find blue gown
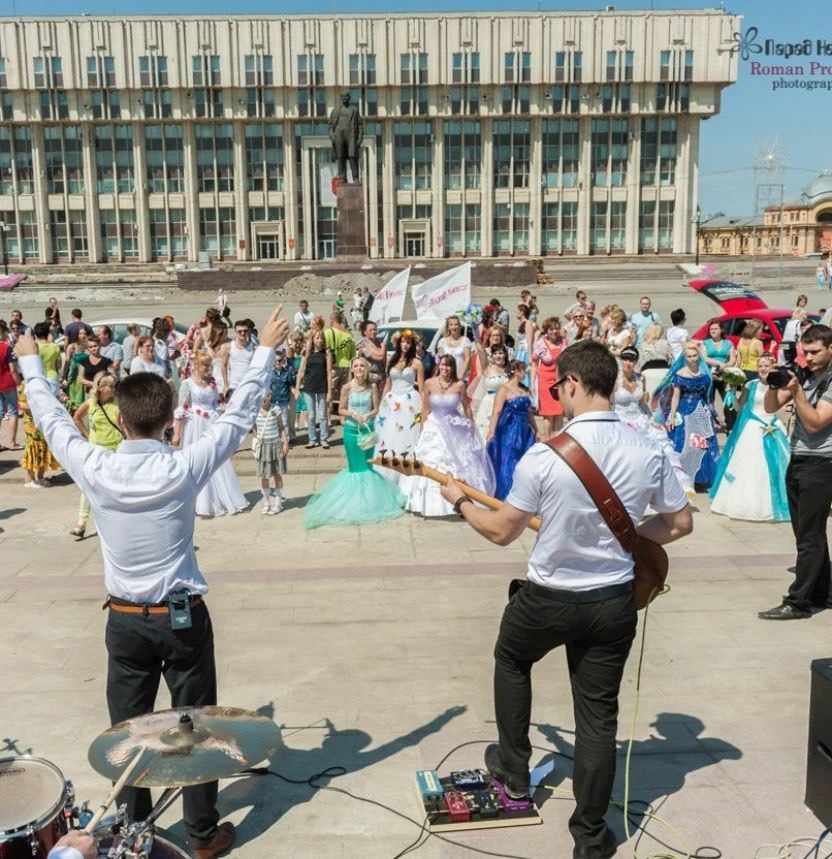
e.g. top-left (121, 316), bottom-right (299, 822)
top-left (303, 390), bottom-right (406, 529)
top-left (667, 373), bottom-right (720, 489)
top-left (487, 395), bottom-right (536, 500)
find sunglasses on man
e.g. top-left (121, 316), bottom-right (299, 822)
top-left (549, 375), bottom-right (572, 401)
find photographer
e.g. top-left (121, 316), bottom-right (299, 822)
top-left (760, 324), bottom-right (832, 620)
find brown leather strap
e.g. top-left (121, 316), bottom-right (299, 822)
top-left (103, 595), bottom-right (203, 615)
top-left (546, 433), bottom-right (638, 554)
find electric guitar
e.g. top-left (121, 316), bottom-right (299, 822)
top-left (372, 452), bottom-right (668, 610)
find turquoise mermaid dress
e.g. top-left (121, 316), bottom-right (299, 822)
top-left (303, 389), bottom-right (406, 529)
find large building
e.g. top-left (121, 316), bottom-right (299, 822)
top-left (698, 171), bottom-right (832, 258)
top-left (0, 10), bottom-right (739, 266)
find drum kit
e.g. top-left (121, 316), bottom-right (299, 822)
top-left (0, 706), bottom-right (282, 859)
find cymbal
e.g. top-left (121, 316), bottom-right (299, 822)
top-left (88, 706), bottom-right (282, 787)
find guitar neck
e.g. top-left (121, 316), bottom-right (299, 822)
top-left (374, 457), bottom-right (541, 532)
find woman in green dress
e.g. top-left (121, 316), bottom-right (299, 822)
top-left (303, 357), bottom-right (405, 529)
top-left (63, 328), bottom-right (90, 410)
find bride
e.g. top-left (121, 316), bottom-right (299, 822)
top-left (402, 354), bottom-right (495, 517)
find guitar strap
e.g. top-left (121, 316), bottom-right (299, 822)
top-left (545, 433), bottom-right (638, 555)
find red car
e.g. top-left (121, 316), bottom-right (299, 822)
top-left (688, 279), bottom-right (816, 358)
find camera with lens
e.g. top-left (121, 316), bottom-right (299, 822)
top-left (767, 343), bottom-right (810, 389)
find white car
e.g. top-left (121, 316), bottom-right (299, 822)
top-left (375, 319), bottom-right (476, 354)
top-left (55, 318), bottom-right (188, 347)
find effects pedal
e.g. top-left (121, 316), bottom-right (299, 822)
top-left (444, 791), bottom-right (470, 823)
top-left (450, 769), bottom-right (488, 791)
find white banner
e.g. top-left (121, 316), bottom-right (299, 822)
top-left (411, 262), bottom-right (472, 320)
top-left (369, 267), bottom-right (410, 325)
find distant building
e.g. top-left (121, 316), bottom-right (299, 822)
top-left (0, 10), bottom-right (738, 266)
top-left (698, 172), bottom-right (832, 258)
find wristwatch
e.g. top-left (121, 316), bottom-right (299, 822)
top-left (453, 496), bottom-right (473, 518)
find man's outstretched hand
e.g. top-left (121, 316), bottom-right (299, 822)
top-left (260, 304), bottom-right (290, 352)
top-left (13, 329), bottom-right (38, 360)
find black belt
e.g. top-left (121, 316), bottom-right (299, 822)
top-left (525, 580), bottom-right (633, 604)
top-left (103, 595), bottom-right (204, 615)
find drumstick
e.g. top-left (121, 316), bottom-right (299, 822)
top-left (83, 747), bottom-right (146, 833)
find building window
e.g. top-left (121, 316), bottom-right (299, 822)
top-left (542, 119), bottom-right (579, 188)
top-left (443, 120), bottom-right (480, 190)
top-left (195, 124), bottom-right (234, 193)
top-left (659, 50), bottom-right (671, 81)
top-left (610, 201), bottom-right (626, 250)
top-left (297, 54), bottom-right (326, 118)
top-left (656, 82), bottom-right (689, 112)
top-left (562, 202), bottom-right (578, 251)
top-left (493, 119), bottom-right (530, 189)
top-left (198, 206), bottom-right (236, 258)
top-left (0, 127), bottom-right (34, 195)
top-left (139, 55), bottom-right (171, 119)
top-left (684, 50), bottom-right (694, 81)
top-left (349, 53), bottom-right (378, 117)
top-left (100, 209), bottom-right (138, 261)
top-left (34, 57), bottom-right (68, 120)
top-left (0, 210), bottom-right (18, 259)
top-left (94, 125), bottom-right (134, 193)
top-left (0, 58), bottom-right (6, 88)
top-left (554, 50), bottom-right (581, 83)
top-left (639, 200), bottom-right (656, 251)
top-left (193, 55), bottom-right (223, 118)
top-left (541, 203), bottom-right (560, 253)
top-left (445, 203), bottom-right (462, 254)
top-left (513, 202), bottom-right (530, 254)
top-left (658, 200), bottom-right (674, 250)
top-left (87, 55), bottom-right (116, 86)
top-left (659, 118), bottom-right (677, 185)
top-left (394, 120), bottom-right (432, 191)
top-left (145, 125), bottom-right (184, 193)
top-left (245, 54), bottom-right (275, 118)
top-left (591, 119), bottom-right (629, 187)
top-left (450, 51), bottom-right (479, 115)
top-left (465, 204), bottom-right (481, 255)
top-left (548, 84), bottom-right (580, 115)
top-left (400, 52), bottom-right (428, 115)
top-left (49, 210), bottom-right (68, 260)
top-left (590, 201), bottom-right (608, 252)
top-left (70, 211), bottom-right (88, 257)
top-left (43, 126), bottom-right (84, 194)
top-left (602, 84), bottom-right (630, 113)
top-left (502, 51), bottom-right (530, 114)
top-left (0, 92), bottom-right (11, 122)
top-left (494, 203), bottom-right (511, 254)
top-left (149, 207), bottom-right (186, 260)
top-left (245, 123), bottom-right (284, 192)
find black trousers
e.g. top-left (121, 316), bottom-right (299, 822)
top-left (785, 456), bottom-right (832, 612)
top-left (105, 601), bottom-right (219, 846)
top-left (493, 581), bottom-right (637, 848)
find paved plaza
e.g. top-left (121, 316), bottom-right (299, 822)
top-left (0, 433), bottom-right (828, 858)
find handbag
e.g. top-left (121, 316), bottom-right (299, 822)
top-left (546, 433), bottom-right (669, 610)
top-left (355, 421), bottom-right (378, 451)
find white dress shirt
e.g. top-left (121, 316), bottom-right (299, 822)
top-left (507, 411), bottom-right (689, 591)
top-left (20, 346), bottom-right (275, 604)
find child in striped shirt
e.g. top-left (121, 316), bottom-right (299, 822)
top-left (253, 391), bottom-right (289, 514)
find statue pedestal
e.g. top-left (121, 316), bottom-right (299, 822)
top-left (336, 184), bottom-right (367, 259)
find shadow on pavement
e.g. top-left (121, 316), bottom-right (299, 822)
top-left (533, 713), bottom-right (741, 841)
top-left (205, 702), bottom-right (467, 850)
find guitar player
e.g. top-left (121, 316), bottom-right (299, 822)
top-left (440, 340), bottom-right (693, 859)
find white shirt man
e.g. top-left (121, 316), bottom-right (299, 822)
top-left (293, 301), bottom-right (315, 333)
top-left (222, 323), bottom-right (256, 392)
top-left (439, 340), bottom-right (691, 856)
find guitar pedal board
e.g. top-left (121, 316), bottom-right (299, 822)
top-left (415, 769), bottom-right (542, 832)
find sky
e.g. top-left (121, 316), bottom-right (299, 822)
top-left (7, 0), bottom-right (831, 217)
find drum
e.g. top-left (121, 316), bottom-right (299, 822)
top-left (0, 757), bottom-right (69, 858)
top-left (96, 828), bottom-right (193, 858)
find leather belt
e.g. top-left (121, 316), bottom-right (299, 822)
top-left (103, 595), bottom-right (204, 615)
top-left (525, 580), bottom-right (633, 604)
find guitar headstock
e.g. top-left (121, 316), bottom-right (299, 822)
top-left (371, 452), bottom-right (427, 476)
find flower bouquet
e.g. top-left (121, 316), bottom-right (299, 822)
top-left (719, 367), bottom-right (747, 410)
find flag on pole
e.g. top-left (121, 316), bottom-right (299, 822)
top-left (369, 266), bottom-right (410, 325)
top-left (411, 262), bottom-right (472, 320)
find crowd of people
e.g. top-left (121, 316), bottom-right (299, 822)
top-left (0, 286), bottom-right (819, 532)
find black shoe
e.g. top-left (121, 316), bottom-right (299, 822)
top-left (484, 743), bottom-right (529, 799)
top-left (758, 603), bottom-right (811, 620)
top-left (573, 828), bottom-right (617, 859)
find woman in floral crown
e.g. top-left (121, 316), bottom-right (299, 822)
top-left (375, 329), bottom-right (425, 486)
top-left (171, 350), bottom-right (247, 516)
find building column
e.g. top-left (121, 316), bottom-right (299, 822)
top-left (183, 122), bottom-right (199, 262)
top-left (233, 121), bottom-right (249, 261)
top-left (132, 122), bottom-right (151, 263)
top-left (577, 115), bottom-right (592, 256)
top-left (382, 120), bottom-right (395, 259)
top-left (480, 116), bottom-right (494, 257)
top-left (364, 135), bottom-right (379, 259)
top-left (625, 117), bottom-right (641, 255)
top-left (433, 119), bottom-right (444, 258)
top-left (82, 126), bottom-right (101, 262)
top-left (683, 116), bottom-right (700, 255)
top-left (529, 115), bottom-right (543, 257)
top-left (283, 127), bottom-right (298, 261)
top-left (30, 126), bottom-right (51, 264)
